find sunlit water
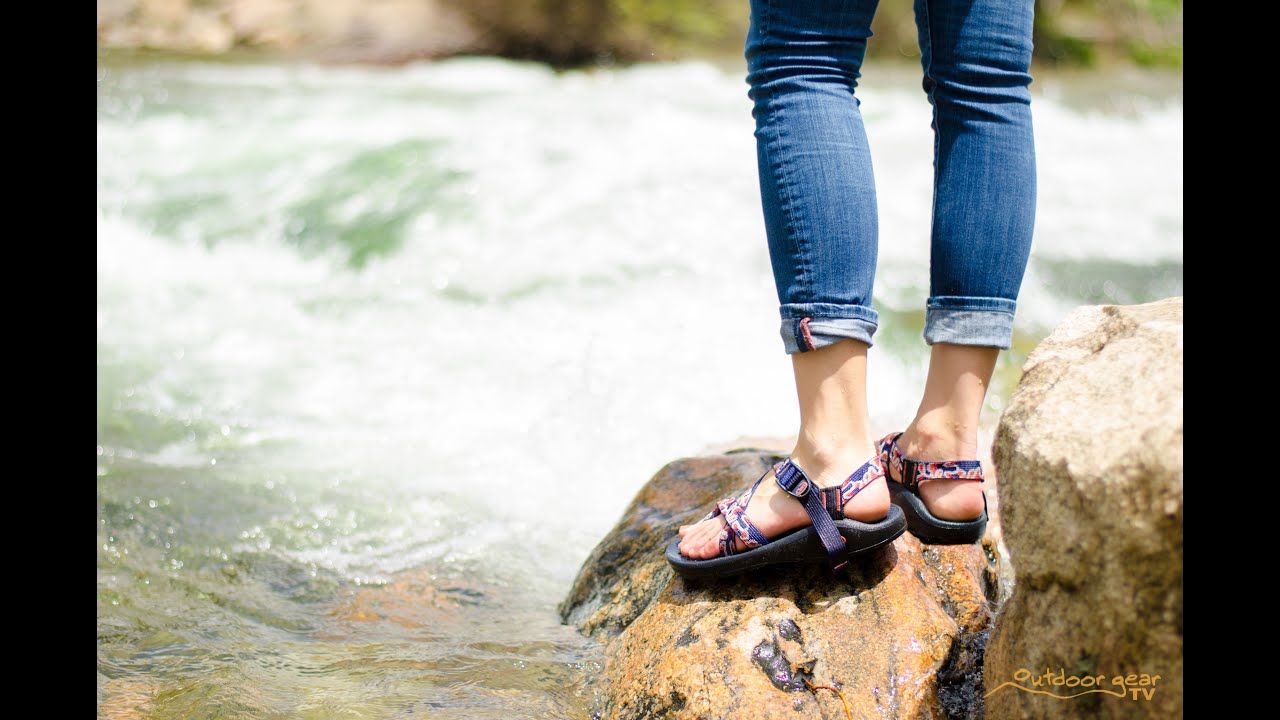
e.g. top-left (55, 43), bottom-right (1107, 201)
top-left (97, 54), bottom-right (1181, 718)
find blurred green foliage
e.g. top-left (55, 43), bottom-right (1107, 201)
top-left (593, 0), bottom-right (1183, 68)
top-left (458, 0), bottom-right (748, 64)
top-left (1031, 0), bottom-right (1183, 67)
top-left (613, 0), bottom-right (745, 57)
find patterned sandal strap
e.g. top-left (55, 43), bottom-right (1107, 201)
top-left (717, 527), bottom-right (737, 557)
top-left (838, 455), bottom-right (886, 506)
top-left (879, 432), bottom-right (984, 490)
top-left (708, 471), bottom-right (773, 555)
top-left (703, 470), bottom-right (767, 523)
top-left (774, 459), bottom-right (849, 572)
top-left (808, 455), bottom-right (887, 523)
top-left (721, 493), bottom-right (771, 551)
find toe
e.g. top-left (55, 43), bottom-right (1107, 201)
top-left (679, 518), bottom-right (726, 559)
top-left (692, 532), bottom-right (722, 559)
top-left (677, 521), bottom-right (703, 555)
top-left (685, 522), bottom-right (712, 547)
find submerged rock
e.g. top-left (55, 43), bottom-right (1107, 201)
top-left (98, 675), bottom-right (161, 720)
top-left (559, 452), bottom-right (1001, 719)
top-left (984, 297), bottom-right (1183, 718)
top-left (324, 568), bottom-right (487, 637)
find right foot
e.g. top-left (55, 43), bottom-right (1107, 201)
top-left (883, 427), bottom-right (986, 521)
top-left (676, 444), bottom-right (890, 559)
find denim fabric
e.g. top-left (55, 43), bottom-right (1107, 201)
top-left (746, 0), bottom-right (1037, 352)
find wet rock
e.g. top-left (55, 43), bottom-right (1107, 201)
top-left (985, 297), bottom-right (1182, 718)
top-left (98, 676), bottom-right (160, 720)
top-left (326, 568), bottom-right (484, 635)
top-left (560, 451), bottom-right (1000, 719)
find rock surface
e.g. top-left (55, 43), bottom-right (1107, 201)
top-left (96, 0), bottom-right (746, 65)
top-left (560, 451), bottom-right (1003, 719)
top-left (984, 297), bottom-right (1183, 718)
top-left (97, 0), bottom-right (480, 62)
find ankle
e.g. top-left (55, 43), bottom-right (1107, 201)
top-left (790, 436), bottom-right (876, 488)
top-left (900, 417), bottom-right (979, 461)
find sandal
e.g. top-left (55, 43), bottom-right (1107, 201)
top-left (664, 456), bottom-right (905, 579)
top-left (877, 432), bottom-right (988, 544)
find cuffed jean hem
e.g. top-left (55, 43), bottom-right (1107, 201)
top-left (779, 303), bottom-right (879, 354)
top-left (924, 296), bottom-right (1017, 348)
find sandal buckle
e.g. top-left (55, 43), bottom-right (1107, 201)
top-left (774, 460), bottom-right (811, 499)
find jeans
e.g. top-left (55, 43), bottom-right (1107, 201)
top-left (746, 0), bottom-right (1037, 353)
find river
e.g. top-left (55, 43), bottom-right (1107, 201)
top-left (97, 54), bottom-right (1181, 719)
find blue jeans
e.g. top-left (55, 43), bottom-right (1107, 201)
top-left (746, 0), bottom-right (1037, 353)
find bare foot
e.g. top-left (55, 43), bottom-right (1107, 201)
top-left (886, 425), bottom-right (986, 521)
top-left (675, 444), bottom-right (890, 559)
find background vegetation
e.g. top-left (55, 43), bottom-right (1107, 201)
top-left (97, 0), bottom-right (1182, 68)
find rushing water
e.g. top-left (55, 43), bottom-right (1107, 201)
top-left (97, 54), bottom-right (1181, 719)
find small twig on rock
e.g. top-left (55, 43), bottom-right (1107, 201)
top-left (803, 678), bottom-right (852, 720)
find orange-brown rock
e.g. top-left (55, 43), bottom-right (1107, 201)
top-left (560, 451), bottom-right (1002, 719)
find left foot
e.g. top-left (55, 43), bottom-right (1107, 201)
top-left (884, 425), bottom-right (985, 521)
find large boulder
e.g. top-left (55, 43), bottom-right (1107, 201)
top-left (984, 297), bottom-right (1183, 718)
top-left (560, 452), bottom-right (1002, 719)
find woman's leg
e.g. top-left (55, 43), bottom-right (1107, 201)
top-left (893, 344), bottom-right (997, 519)
top-left (889, 0), bottom-right (1037, 519)
top-left (679, 0), bottom-right (888, 559)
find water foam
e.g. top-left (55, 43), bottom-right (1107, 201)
top-left (98, 58), bottom-right (1182, 580)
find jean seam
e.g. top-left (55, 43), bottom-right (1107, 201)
top-left (779, 304), bottom-right (879, 322)
top-left (771, 117), bottom-right (814, 307)
top-left (929, 305), bottom-right (1015, 316)
top-left (928, 296), bottom-right (1018, 311)
top-left (776, 110), bottom-right (814, 305)
top-left (917, 0), bottom-right (942, 302)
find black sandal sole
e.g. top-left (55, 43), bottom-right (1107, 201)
top-left (664, 505), bottom-right (906, 580)
top-left (889, 481), bottom-right (986, 544)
